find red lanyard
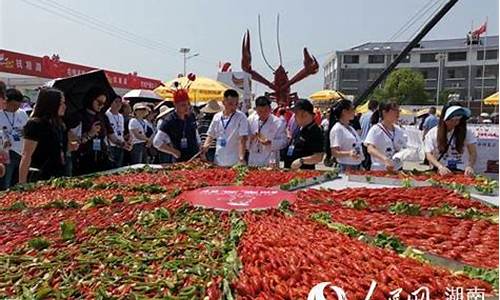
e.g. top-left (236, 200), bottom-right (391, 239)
top-left (377, 123), bottom-right (395, 143)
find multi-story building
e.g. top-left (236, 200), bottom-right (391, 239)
top-left (323, 36), bottom-right (498, 101)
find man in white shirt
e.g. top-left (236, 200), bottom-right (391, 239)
top-left (105, 96), bottom-right (130, 168)
top-left (202, 89), bottom-right (248, 166)
top-left (247, 96), bottom-right (287, 167)
top-left (0, 89), bottom-right (28, 188)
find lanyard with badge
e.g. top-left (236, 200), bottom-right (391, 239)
top-left (343, 124), bottom-right (361, 155)
top-left (180, 117), bottom-right (189, 149)
top-left (112, 114), bottom-right (122, 137)
top-left (287, 123), bottom-right (305, 157)
top-left (377, 123), bottom-right (397, 155)
top-left (256, 117), bottom-right (269, 153)
top-left (219, 113), bottom-right (235, 147)
top-left (439, 130), bottom-right (460, 170)
top-left (3, 112), bottom-right (20, 142)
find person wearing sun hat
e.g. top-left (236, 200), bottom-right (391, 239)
top-left (153, 74), bottom-right (201, 162)
top-left (198, 100), bottom-right (222, 162)
top-left (128, 102), bottom-right (152, 164)
top-left (424, 102), bottom-right (477, 176)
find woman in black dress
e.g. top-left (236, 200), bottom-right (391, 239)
top-left (19, 88), bottom-right (68, 183)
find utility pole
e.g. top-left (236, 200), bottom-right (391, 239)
top-left (179, 48), bottom-right (190, 77)
top-left (435, 53), bottom-right (447, 105)
top-left (354, 0), bottom-right (460, 107)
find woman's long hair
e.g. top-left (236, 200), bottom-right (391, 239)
top-left (437, 101), bottom-right (466, 154)
top-left (370, 101), bottom-right (399, 125)
top-left (32, 88), bottom-right (65, 127)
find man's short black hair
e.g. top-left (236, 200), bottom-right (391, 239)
top-left (293, 99), bottom-right (314, 114)
top-left (223, 89), bottom-right (239, 99)
top-left (255, 96), bottom-right (271, 107)
top-left (6, 88), bottom-right (24, 102)
top-left (368, 99), bottom-right (379, 111)
top-left (0, 81), bottom-right (6, 99)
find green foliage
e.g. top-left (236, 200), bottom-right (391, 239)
top-left (373, 69), bottom-right (429, 104)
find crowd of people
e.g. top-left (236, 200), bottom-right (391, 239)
top-left (0, 80), bottom-right (481, 189)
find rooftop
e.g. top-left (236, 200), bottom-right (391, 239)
top-left (346, 35), bottom-right (498, 52)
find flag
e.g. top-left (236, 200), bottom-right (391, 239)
top-left (472, 22), bottom-right (487, 37)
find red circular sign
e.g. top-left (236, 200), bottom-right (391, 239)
top-left (183, 186), bottom-right (296, 211)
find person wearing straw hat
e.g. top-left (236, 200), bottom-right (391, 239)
top-left (153, 85), bottom-right (201, 162)
top-left (424, 102), bottom-right (477, 176)
top-left (153, 105), bottom-right (174, 163)
top-left (199, 100), bottom-right (222, 162)
top-left (129, 102), bottom-right (152, 164)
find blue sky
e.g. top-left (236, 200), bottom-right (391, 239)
top-left (1, 0), bottom-right (498, 96)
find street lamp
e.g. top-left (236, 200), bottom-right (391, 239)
top-left (435, 53), bottom-right (446, 105)
top-left (179, 48), bottom-right (199, 76)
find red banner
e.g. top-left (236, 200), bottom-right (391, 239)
top-left (0, 49), bottom-right (162, 90)
top-left (183, 186), bottom-right (296, 211)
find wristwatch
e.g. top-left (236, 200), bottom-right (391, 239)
top-left (299, 158), bottom-right (304, 165)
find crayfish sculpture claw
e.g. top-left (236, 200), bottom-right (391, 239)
top-left (241, 30), bottom-right (275, 90)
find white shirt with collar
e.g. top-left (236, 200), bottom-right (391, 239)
top-left (0, 109), bottom-right (29, 155)
top-left (207, 110), bottom-right (249, 167)
top-left (247, 113), bottom-right (288, 167)
top-left (105, 109), bottom-right (125, 147)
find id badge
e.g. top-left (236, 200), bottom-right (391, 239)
top-left (447, 159), bottom-right (458, 170)
top-left (287, 145), bottom-right (295, 157)
top-left (92, 139), bottom-right (102, 151)
top-left (180, 137), bottom-right (188, 149)
top-left (218, 137), bottom-right (227, 147)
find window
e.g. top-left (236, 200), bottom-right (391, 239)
top-left (420, 53), bottom-right (438, 63)
top-left (342, 69), bottom-right (359, 80)
top-left (476, 65), bottom-right (498, 78)
top-left (368, 69), bottom-right (381, 81)
top-left (393, 54), bottom-right (411, 63)
top-left (420, 69), bottom-right (437, 80)
top-left (368, 55), bottom-right (385, 64)
top-left (343, 55), bottom-right (359, 64)
top-left (447, 68), bottom-right (465, 79)
top-left (447, 52), bottom-right (467, 62)
top-left (477, 50), bottom-right (498, 60)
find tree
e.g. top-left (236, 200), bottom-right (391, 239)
top-left (373, 68), bottom-right (430, 104)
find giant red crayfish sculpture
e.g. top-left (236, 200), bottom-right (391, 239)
top-left (241, 16), bottom-right (319, 108)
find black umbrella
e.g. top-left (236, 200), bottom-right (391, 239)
top-left (47, 70), bottom-right (118, 115)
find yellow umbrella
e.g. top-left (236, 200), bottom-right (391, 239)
top-left (400, 108), bottom-right (414, 116)
top-left (356, 102), bottom-right (413, 116)
top-left (309, 90), bottom-right (346, 101)
top-left (154, 76), bottom-right (233, 103)
top-left (416, 108), bottom-right (442, 117)
top-left (484, 92), bottom-right (499, 105)
top-left (355, 102), bottom-right (369, 114)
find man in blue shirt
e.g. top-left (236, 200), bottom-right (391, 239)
top-left (153, 89), bottom-right (200, 162)
top-left (359, 100), bottom-right (379, 170)
top-left (422, 107), bottom-right (439, 139)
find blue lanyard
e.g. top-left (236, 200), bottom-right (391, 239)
top-left (3, 111), bottom-right (15, 131)
top-left (258, 117), bottom-right (269, 134)
top-left (221, 113), bottom-right (235, 131)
